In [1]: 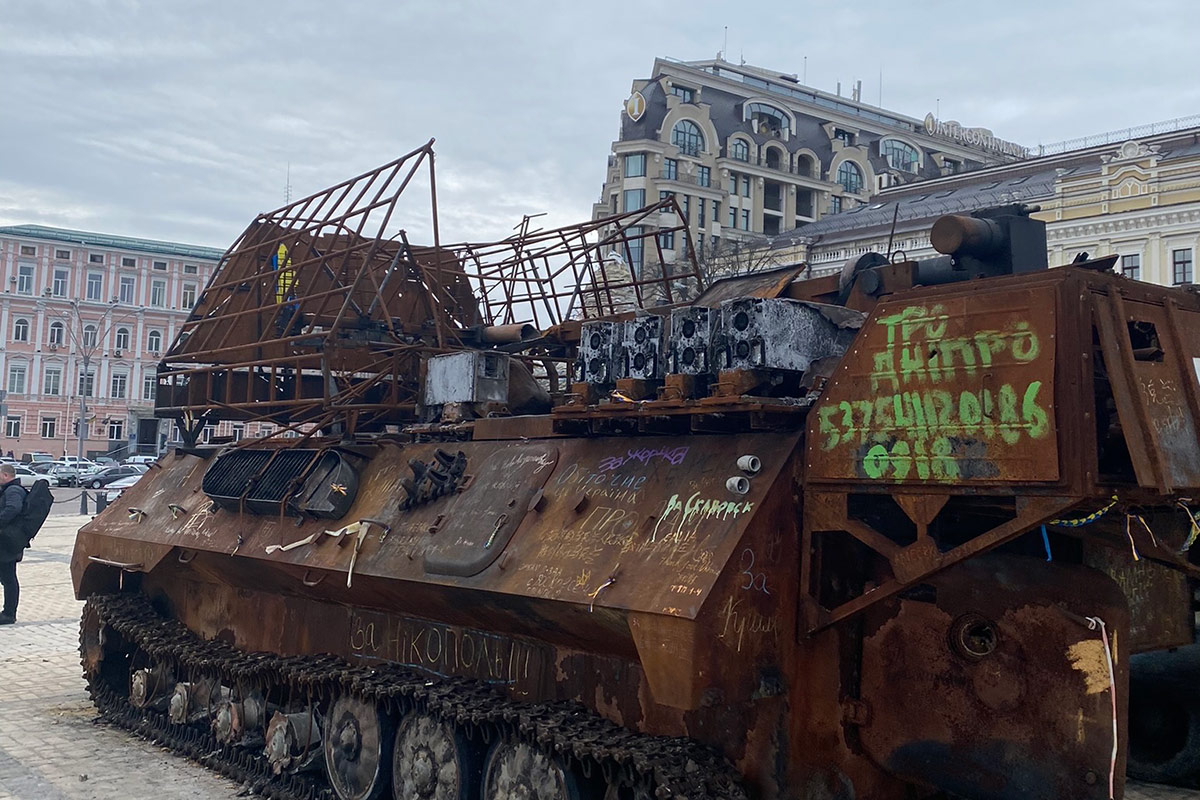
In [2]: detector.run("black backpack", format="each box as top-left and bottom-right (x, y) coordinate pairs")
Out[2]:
(14, 480), (52, 547)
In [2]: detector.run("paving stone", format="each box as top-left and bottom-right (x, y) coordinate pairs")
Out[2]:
(0, 515), (240, 799)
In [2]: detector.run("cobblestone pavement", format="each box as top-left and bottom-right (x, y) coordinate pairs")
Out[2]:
(0, 515), (239, 799)
(1, 515), (1199, 799)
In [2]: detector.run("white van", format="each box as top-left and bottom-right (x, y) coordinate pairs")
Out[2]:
(125, 455), (159, 466)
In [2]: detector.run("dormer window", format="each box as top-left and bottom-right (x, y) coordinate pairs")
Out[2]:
(730, 139), (750, 162)
(833, 128), (855, 147)
(671, 120), (704, 157)
(672, 85), (695, 103)
(746, 103), (789, 138)
(881, 139), (920, 173)
(836, 162), (864, 195)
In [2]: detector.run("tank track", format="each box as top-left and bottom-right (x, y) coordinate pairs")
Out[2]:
(80, 593), (749, 800)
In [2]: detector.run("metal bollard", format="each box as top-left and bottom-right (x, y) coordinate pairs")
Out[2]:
(94, 491), (108, 513)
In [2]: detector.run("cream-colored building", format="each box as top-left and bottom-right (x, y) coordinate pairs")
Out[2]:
(594, 56), (1025, 275)
(770, 123), (1200, 286)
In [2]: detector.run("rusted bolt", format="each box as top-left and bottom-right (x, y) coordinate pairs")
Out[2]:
(1083, 771), (1098, 786)
(428, 514), (445, 535)
(842, 698), (871, 726)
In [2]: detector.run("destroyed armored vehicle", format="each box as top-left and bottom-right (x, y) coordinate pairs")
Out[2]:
(74, 142), (1200, 800)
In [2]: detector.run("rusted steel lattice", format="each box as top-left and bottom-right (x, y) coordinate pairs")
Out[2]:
(155, 143), (699, 443)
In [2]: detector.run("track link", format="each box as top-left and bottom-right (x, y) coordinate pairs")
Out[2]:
(80, 593), (749, 800)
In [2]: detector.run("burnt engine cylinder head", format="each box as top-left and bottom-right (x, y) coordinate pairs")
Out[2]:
(576, 321), (623, 385)
(669, 306), (717, 376)
(621, 314), (665, 381)
(717, 297), (854, 373)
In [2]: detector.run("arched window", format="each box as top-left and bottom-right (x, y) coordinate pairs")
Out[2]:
(671, 120), (704, 156)
(148, 330), (163, 353)
(746, 103), (790, 138)
(730, 139), (749, 162)
(882, 139), (920, 173)
(837, 161), (863, 195)
(765, 147), (782, 170)
(797, 154), (815, 177)
(83, 324), (97, 349)
(12, 318), (28, 342)
(48, 321), (64, 346)
(115, 327), (130, 351)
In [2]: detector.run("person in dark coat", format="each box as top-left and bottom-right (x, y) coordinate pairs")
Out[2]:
(0, 464), (27, 624)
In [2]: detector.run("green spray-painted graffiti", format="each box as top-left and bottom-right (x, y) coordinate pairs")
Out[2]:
(818, 303), (1051, 482)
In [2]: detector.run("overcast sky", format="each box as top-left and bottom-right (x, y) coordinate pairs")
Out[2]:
(1, 0), (1197, 251)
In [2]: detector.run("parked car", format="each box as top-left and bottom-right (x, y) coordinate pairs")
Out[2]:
(125, 455), (159, 466)
(104, 473), (143, 503)
(85, 464), (148, 488)
(23, 452), (55, 465)
(11, 464), (41, 488)
(46, 463), (80, 487)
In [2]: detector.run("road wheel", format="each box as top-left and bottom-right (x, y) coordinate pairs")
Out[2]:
(392, 712), (480, 800)
(324, 694), (395, 800)
(482, 739), (593, 800)
(90, 479), (101, 488)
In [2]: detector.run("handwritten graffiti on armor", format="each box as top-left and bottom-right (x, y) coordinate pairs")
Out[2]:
(597, 446), (689, 473)
(818, 303), (1050, 482)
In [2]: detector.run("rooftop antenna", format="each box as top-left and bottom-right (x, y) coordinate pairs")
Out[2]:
(878, 66), (883, 106)
(723, 26), (727, 60)
(285, 162), (292, 204)
(936, 98), (940, 120)
(803, 56), (807, 84)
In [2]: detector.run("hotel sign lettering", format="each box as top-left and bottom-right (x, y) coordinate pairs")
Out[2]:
(924, 113), (1028, 158)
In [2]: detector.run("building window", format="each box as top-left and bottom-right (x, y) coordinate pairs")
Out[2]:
(40, 417), (56, 439)
(83, 324), (97, 349)
(182, 283), (197, 309)
(52, 268), (68, 297)
(143, 374), (157, 401)
(150, 279), (166, 307)
(833, 128), (855, 147)
(1120, 254), (1141, 280)
(728, 174), (738, 194)
(121, 256), (136, 268)
(89, 253), (105, 265)
(671, 85), (695, 103)
(836, 162), (863, 195)
(730, 140), (749, 162)
(55, 249), (71, 260)
(830, 196), (843, 214)
(147, 330), (163, 353)
(1173, 249), (1193, 285)
(746, 103), (790, 137)
(624, 153), (646, 178)
(698, 199), (706, 229)
(119, 275), (136, 304)
(625, 227), (644, 274)
(7, 365), (26, 395)
(658, 230), (675, 250)
(111, 373), (128, 399)
(48, 322), (64, 347)
(12, 318), (28, 342)
(115, 327), (130, 351)
(19, 245), (35, 256)
(681, 195), (690, 221)
(78, 370), (95, 397)
(108, 419), (124, 440)
(43, 367), (61, 396)
(5, 416), (19, 439)
(662, 158), (678, 181)
(728, 206), (737, 228)
(671, 120), (704, 157)
(86, 272), (103, 301)
(622, 188), (645, 213)
(183, 263), (199, 275)
(17, 264), (33, 295)
(659, 190), (674, 204)
(741, 209), (751, 230)
(698, 166), (711, 188)
(881, 140), (920, 173)
(152, 260), (168, 271)
(741, 176), (751, 197)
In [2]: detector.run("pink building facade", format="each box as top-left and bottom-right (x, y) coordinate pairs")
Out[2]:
(0, 225), (224, 460)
